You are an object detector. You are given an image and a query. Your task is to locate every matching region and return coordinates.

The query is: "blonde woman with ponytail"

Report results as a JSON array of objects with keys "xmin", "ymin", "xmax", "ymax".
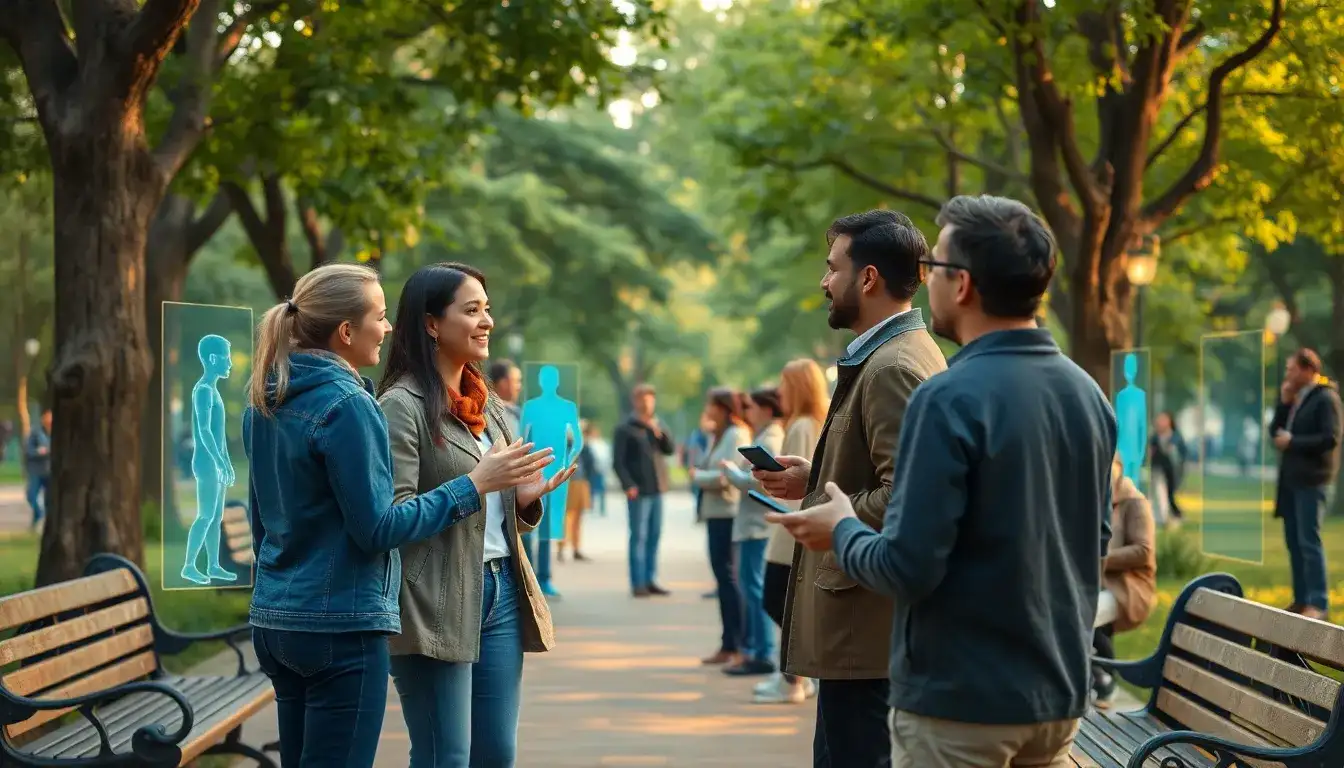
[{"xmin": 242, "ymin": 264, "xmax": 555, "ymax": 767}]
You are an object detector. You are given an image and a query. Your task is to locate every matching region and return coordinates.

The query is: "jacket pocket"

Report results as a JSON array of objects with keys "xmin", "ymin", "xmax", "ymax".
[
  {"xmin": 827, "ymin": 415, "xmax": 850, "ymax": 434},
  {"xmin": 402, "ymin": 543, "xmax": 434, "ymax": 586},
  {"xmin": 813, "ymin": 563, "xmax": 858, "ymax": 592}
]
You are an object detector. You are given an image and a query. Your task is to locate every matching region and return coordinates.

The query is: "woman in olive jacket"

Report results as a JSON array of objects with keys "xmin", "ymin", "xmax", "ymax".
[{"xmin": 377, "ymin": 263, "xmax": 574, "ymax": 767}]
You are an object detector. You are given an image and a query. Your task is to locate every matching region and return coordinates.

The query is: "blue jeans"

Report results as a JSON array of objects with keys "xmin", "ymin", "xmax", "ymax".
[
  {"xmin": 520, "ymin": 531, "xmax": 552, "ymax": 585},
  {"xmin": 736, "ymin": 538, "xmax": 772, "ymax": 662},
  {"xmin": 1279, "ymin": 484, "xmax": 1329, "ymax": 611},
  {"xmin": 391, "ymin": 559, "xmax": 524, "ymax": 768},
  {"xmin": 706, "ymin": 518, "xmax": 740, "ymax": 653},
  {"xmin": 627, "ymin": 493, "xmax": 664, "ymax": 590},
  {"xmin": 25, "ymin": 473, "xmax": 47, "ymax": 526},
  {"xmin": 252, "ymin": 628, "xmax": 390, "ymax": 767}
]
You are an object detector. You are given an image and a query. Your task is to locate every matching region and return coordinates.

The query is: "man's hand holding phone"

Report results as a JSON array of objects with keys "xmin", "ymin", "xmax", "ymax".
[{"xmin": 751, "ymin": 455, "xmax": 811, "ymax": 501}]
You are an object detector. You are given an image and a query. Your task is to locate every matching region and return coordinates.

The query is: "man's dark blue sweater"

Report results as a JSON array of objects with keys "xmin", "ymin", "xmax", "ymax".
[{"xmin": 833, "ymin": 329, "xmax": 1117, "ymax": 725}]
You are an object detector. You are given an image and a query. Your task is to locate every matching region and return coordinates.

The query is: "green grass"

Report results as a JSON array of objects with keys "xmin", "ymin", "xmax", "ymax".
[
  {"xmin": 0, "ymin": 462, "xmax": 24, "ymax": 484},
  {"xmin": 1111, "ymin": 472, "xmax": 1344, "ymax": 700}
]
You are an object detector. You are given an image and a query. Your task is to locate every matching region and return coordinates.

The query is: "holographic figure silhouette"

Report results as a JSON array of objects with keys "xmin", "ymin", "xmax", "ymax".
[
  {"xmin": 1114, "ymin": 352, "xmax": 1147, "ymax": 484},
  {"xmin": 520, "ymin": 365, "xmax": 582, "ymax": 541},
  {"xmin": 182, "ymin": 334, "xmax": 238, "ymax": 585}
]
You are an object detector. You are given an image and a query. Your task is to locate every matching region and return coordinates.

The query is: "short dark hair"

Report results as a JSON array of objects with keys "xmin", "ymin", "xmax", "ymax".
[
  {"xmin": 748, "ymin": 387, "xmax": 783, "ymax": 419},
  {"xmin": 487, "ymin": 359, "xmax": 518, "ymax": 385},
  {"xmin": 935, "ymin": 195, "xmax": 1056, "ymax": 319},
  {"xmin": 826, "ymin": 209, "xmax": 928, "ymax": 301},
  {"xmin": 1291, "ymin": 349, "xmax": 1323, "ymax": 373}
]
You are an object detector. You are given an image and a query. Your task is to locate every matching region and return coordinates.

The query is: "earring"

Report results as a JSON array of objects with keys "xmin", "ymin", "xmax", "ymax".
[{"xmin": 431, "ymin": 336, "xmax": 438, "ymax": 351}]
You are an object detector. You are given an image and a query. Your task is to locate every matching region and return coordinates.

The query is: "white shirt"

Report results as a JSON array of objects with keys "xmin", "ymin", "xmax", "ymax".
[
  {"xmin": 476, "ymin": 431, "xmax": 512, "ymax": 562},
  {"xmin": 845, "ymin": 309, "xmax": 919, "ymax": 358}
]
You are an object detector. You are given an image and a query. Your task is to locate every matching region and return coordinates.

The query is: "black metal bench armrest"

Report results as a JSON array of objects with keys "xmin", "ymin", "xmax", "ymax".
[
  {"xmin": 156, "ymin": 624, "xmax": 254, "ymax": 677},
  {"xmin": 1091, "ymin": 653, "xmax": 1164, "ymax": 690},
  {"xmin": 1130, "ymin": 729, "xmax": 1320, "ymax": 768},
  {"xmin": 0, "ymin": 680, "xmax": 194, "ymax": 767}
]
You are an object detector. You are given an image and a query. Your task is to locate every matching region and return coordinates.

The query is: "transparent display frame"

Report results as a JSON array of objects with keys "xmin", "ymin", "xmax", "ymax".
[
  {"xmin": 519, "ymin": 361, "xmax": 582, "ymax": 542},
  {"xmin": 160, "ymin": 301, "xmax": 256, "ymax": 591}
]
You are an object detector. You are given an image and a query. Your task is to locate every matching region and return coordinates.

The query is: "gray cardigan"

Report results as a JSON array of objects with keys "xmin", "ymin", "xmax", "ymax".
[
  {"xmin": 690, "ymin": 424, "xmax": 751, "ymax": 522},
  {"xmin": 725, "ymin": 422, "xmax": 785, "ymax": 542}
]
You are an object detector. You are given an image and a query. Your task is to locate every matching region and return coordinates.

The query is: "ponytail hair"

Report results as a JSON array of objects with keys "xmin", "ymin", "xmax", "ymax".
[{"xmin": 248, "ymin": 263, "xmax": 381, "ymax": 415}]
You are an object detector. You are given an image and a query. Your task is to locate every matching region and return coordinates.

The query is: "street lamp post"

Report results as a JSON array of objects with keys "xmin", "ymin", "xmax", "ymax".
[{"xmin": 1124, "ymin": 235, "xmax": 1160, "ymax": 347}]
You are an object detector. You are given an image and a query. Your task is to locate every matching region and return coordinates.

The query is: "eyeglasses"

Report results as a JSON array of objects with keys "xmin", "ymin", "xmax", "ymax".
[{"xmin": 918, "ymin": 259, "xmax": 970, "ymax": 272}]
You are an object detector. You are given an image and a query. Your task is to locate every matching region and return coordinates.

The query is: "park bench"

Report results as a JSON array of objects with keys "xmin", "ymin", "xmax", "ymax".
[
  {"xmin": 1070, "ymin": 572, "xmax": 1344, "ymax": 768},
  {"xmin": 0, "ymin": 553, "xmax": 276, "ymax": 767},
  {"xmin": 222, "ymin": 500, "xmax": 255, "ymax": 576}
]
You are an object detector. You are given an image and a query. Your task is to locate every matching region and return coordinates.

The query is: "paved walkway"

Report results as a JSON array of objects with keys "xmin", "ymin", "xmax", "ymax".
[
  {"xmin": 224, "ymin": 491, "xmax": 817, "ymax": 766},
  {"xmin": 0, "ymin": 484, "xmax": 31, "ymax": 537}
]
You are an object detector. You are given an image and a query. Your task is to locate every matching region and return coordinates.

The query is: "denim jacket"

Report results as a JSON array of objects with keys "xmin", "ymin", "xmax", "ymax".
[{"xmin": 243, "ymin": 351, "xmax": 481, "ymax": 634}]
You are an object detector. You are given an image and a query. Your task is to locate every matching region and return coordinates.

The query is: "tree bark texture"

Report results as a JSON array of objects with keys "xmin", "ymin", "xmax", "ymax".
[
  {"xmin": 2, "ymin": 0, "xmax": 203, "ymax": 585},
  {"xmin": 141, "ymin": 191, "xmax": 231, "ymax": 505},
  {"xmin": 1009, "ymin": 0, "xmax": 1284, "ymax": 387}
]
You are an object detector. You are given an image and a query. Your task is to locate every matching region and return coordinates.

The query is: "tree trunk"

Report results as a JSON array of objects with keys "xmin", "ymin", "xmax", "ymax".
[
  {"xmin": 141, "ymin": 195, "xmax": 194, "ymax": 507},
  {"xmin": 37, "ymin": 132, "xmax": 160, "ymax": 587},
  {"xmin": 140, "ymin": 191, "xmax": 230, "ymax": 505}
]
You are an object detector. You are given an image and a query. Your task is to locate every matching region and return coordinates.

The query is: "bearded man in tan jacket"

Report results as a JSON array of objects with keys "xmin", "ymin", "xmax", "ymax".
[{"xmin": 755, "ymin": 209, "xmax": 946, "ymax": 768}]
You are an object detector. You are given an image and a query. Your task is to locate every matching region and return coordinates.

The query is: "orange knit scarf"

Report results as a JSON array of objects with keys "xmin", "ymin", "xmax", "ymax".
[{"xmin": 448, "ymin": 365, "xmax": 489, "ymax": 438}]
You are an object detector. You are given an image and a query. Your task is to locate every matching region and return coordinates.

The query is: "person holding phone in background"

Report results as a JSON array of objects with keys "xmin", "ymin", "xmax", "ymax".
[
  {"xmin": 244, "ymin": 264, "xmax": 555, "ymax": 766},
  {"xmin": 691, "ymin": 387, "xmax": 753, "ymax": 667},
  {"xmin": 743, "ymin": 360, "xmax": 828, "ymax": 704},
  {"xmin": 721, "ymin": 388, "xmax": 786, "ymax": 677}
]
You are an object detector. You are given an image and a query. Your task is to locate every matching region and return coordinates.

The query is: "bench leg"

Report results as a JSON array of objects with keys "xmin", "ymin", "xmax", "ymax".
[{"xmin": 205, "ymin": 726, "xmax": 280, "ymax": 768}]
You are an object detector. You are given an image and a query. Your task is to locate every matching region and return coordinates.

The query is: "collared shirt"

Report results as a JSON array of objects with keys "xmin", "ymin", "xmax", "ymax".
[{"xmin": 846, "ymin": 309, "xmax": 920, "ymax": 358}]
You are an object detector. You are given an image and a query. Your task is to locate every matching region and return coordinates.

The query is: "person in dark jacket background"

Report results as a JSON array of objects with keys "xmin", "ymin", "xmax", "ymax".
[
  {"xmin": 1270, "ymin": 348, "xmax": 1343, "ymax": 620},
  {"xmin": 613, "ymin": 383, "xmax": 676, "ymax": 596},
  {"xmin": 24, "ymin": 408, "xmax": 51, "ymax": 530},
  {"xmin": 769, "ymin": 195, "xmax": 1116, "ymax": 766}
]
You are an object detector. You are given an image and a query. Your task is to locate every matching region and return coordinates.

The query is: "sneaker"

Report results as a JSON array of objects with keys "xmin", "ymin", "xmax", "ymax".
[
  {"xmin": 701, "ymin": 650, "xmax": 741, "ymax": 666},
  {"xmin": 754, "ymin": 672, "xmax": 784, "ymax": 695},
  {"xmin": 724, "ymin": 659, "xmax": 776, "ymax": 676},
  {"xmin": 647, "ymin": 584, "xmax": 671, "ymax": 596},
  {"xmin": 1091, "ymin": 669, "xmax": 1117, "ymax": 709},
  {"xmin": 803, "ymin": 678, "xmax": 818, "ymax": 698},
  {"xmin": 541, "ymin": 583, "xmax": 562, "ymax": 599},
  {"xmin": 632, "ymin": 587, "xmax": 651, "ymax": 598},
  {"xmin": 574, "ymin": 552, "xmax": 590, "ymax": 562},
  {"xmin": 752, "ymin": 677, "xmax": 806, "ymax": 704}
]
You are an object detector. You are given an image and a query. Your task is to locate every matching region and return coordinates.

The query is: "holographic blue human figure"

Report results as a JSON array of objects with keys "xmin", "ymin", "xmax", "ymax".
[
  {"xmin": 181, "ymin": 334, "xmax": 238, "ymax": 585},
  {"xmin": 520, "ymin": 365, "xmax": 583, "ymax": 541},
  {"xmin": 1114, "ymin": 352, "xmax": 1147, "ymax": 484}
]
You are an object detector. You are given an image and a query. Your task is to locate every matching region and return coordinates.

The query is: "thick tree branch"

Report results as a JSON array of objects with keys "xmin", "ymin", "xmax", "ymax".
[
  {"xmin": 1141, "ymin": 0, "xmax": 1286, "ymax": 227},
  {"xmin": 223, "ymin": 175, "xmax": 298, "ymax": 298},
  {"xmin": 916, "ymin": 106, "xmax": 1028, "ymax": 184},
  {"xmin": 153, "ymin": 0, "xmax": 222, "ymax": 179},
  {"xmin": 185, "ymin": 190, "xmax": 233, "ymax": 255},
  {"xmin": 1146, "ymin": 90, "xmax": 1340, "ymax": 169},
  {"xmin": 124, "ymin": 0, "xmax": 203, "ymax": 112},
  {"xmin": 754, "ymin": 154, "xmax": 945, "ymax": 212},
  {"xmin": 0, "ymin": 0, "xmax": 79, "ymax": 124}
]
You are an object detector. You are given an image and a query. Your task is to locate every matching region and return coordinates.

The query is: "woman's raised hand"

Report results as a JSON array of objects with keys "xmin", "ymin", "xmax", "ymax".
[
  {"xmin": 516, "ymin": 462, "xmax": 579, "ymax": 510},
  {"xmin": 467, "ymin": 440, "xmax": 554, "ymax": 495}
]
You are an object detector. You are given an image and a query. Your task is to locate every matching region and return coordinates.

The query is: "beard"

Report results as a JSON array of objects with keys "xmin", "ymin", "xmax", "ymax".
[
  {"xmin": 928, "ymin": 301, "xmax": 959, "ymax": 345},
  {"xmin": 826, "ymin": 279, "xmax": 860, "ymax": 330}
]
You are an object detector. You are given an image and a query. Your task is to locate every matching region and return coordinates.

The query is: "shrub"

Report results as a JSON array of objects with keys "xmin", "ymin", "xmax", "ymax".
[{"xmin": 1155, "ymin": 527, "xmax": 1212, "ymax": 581}]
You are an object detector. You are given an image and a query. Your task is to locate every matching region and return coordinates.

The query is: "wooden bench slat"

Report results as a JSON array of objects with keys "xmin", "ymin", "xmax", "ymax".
[
  {"xmin": 2, "ymin": 624, "xmax": 154, "ymax": 697},
  {"xmin": 1098, "ymin": 711, "xmax": 1213, "ymax": 768},
  {"xmin": 1171, "ymin": 624, "xmax": 1341, "ymax": 711},
  {"xmin": 0, "ymin": 598, "xmax": 150, "ymax": 666},
  {"xmin": 1080, "ymin": 713, "xmax": 1178, "ymax": 768},
  {"xmin": 1072, "ymin": 724, "xmax": 1127, "ymax": 768},
  {"xmin": 223, "ymin": 518, "xmax": 250, "ymax": 539},
  {"xmin": 1185, "ymin": 589, "xmax": 1344, "ymax": 668},
  {"xmin": 24, "ymin": 676, "xmax": 222, "ymax": 758},
  {"xmin": 1156, "ymin": 689, "xmax": 1284, "ymax": 768},
  {"xmin": 177, "ymin": 678, "xmax": 276, "ymax": 765},
  {"xmin": 4, "ymin": 651, "xmax": 158, "ymax": 739},
  {"xmin": 1163, "ymin": 655, "xmax": 1324, "ymax": 747},
  {"xmin": 0, "ymin": 570, "xmax": 138, "ymax": 633}
]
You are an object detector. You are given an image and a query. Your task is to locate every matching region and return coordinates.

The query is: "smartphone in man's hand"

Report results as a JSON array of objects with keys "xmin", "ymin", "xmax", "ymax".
[
  {"xmin": 738, "ymin": 444, "xmax": 786, "ymax": 472},
  {"xmin": 747, "ymin": 489, "xmax": 793, "ymax": 515}
]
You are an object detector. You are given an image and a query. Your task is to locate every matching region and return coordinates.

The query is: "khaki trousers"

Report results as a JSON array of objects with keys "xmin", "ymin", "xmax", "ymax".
[{"xmin": 889, "ymin": 710, "xmax": 1080, "ymax": 768}]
